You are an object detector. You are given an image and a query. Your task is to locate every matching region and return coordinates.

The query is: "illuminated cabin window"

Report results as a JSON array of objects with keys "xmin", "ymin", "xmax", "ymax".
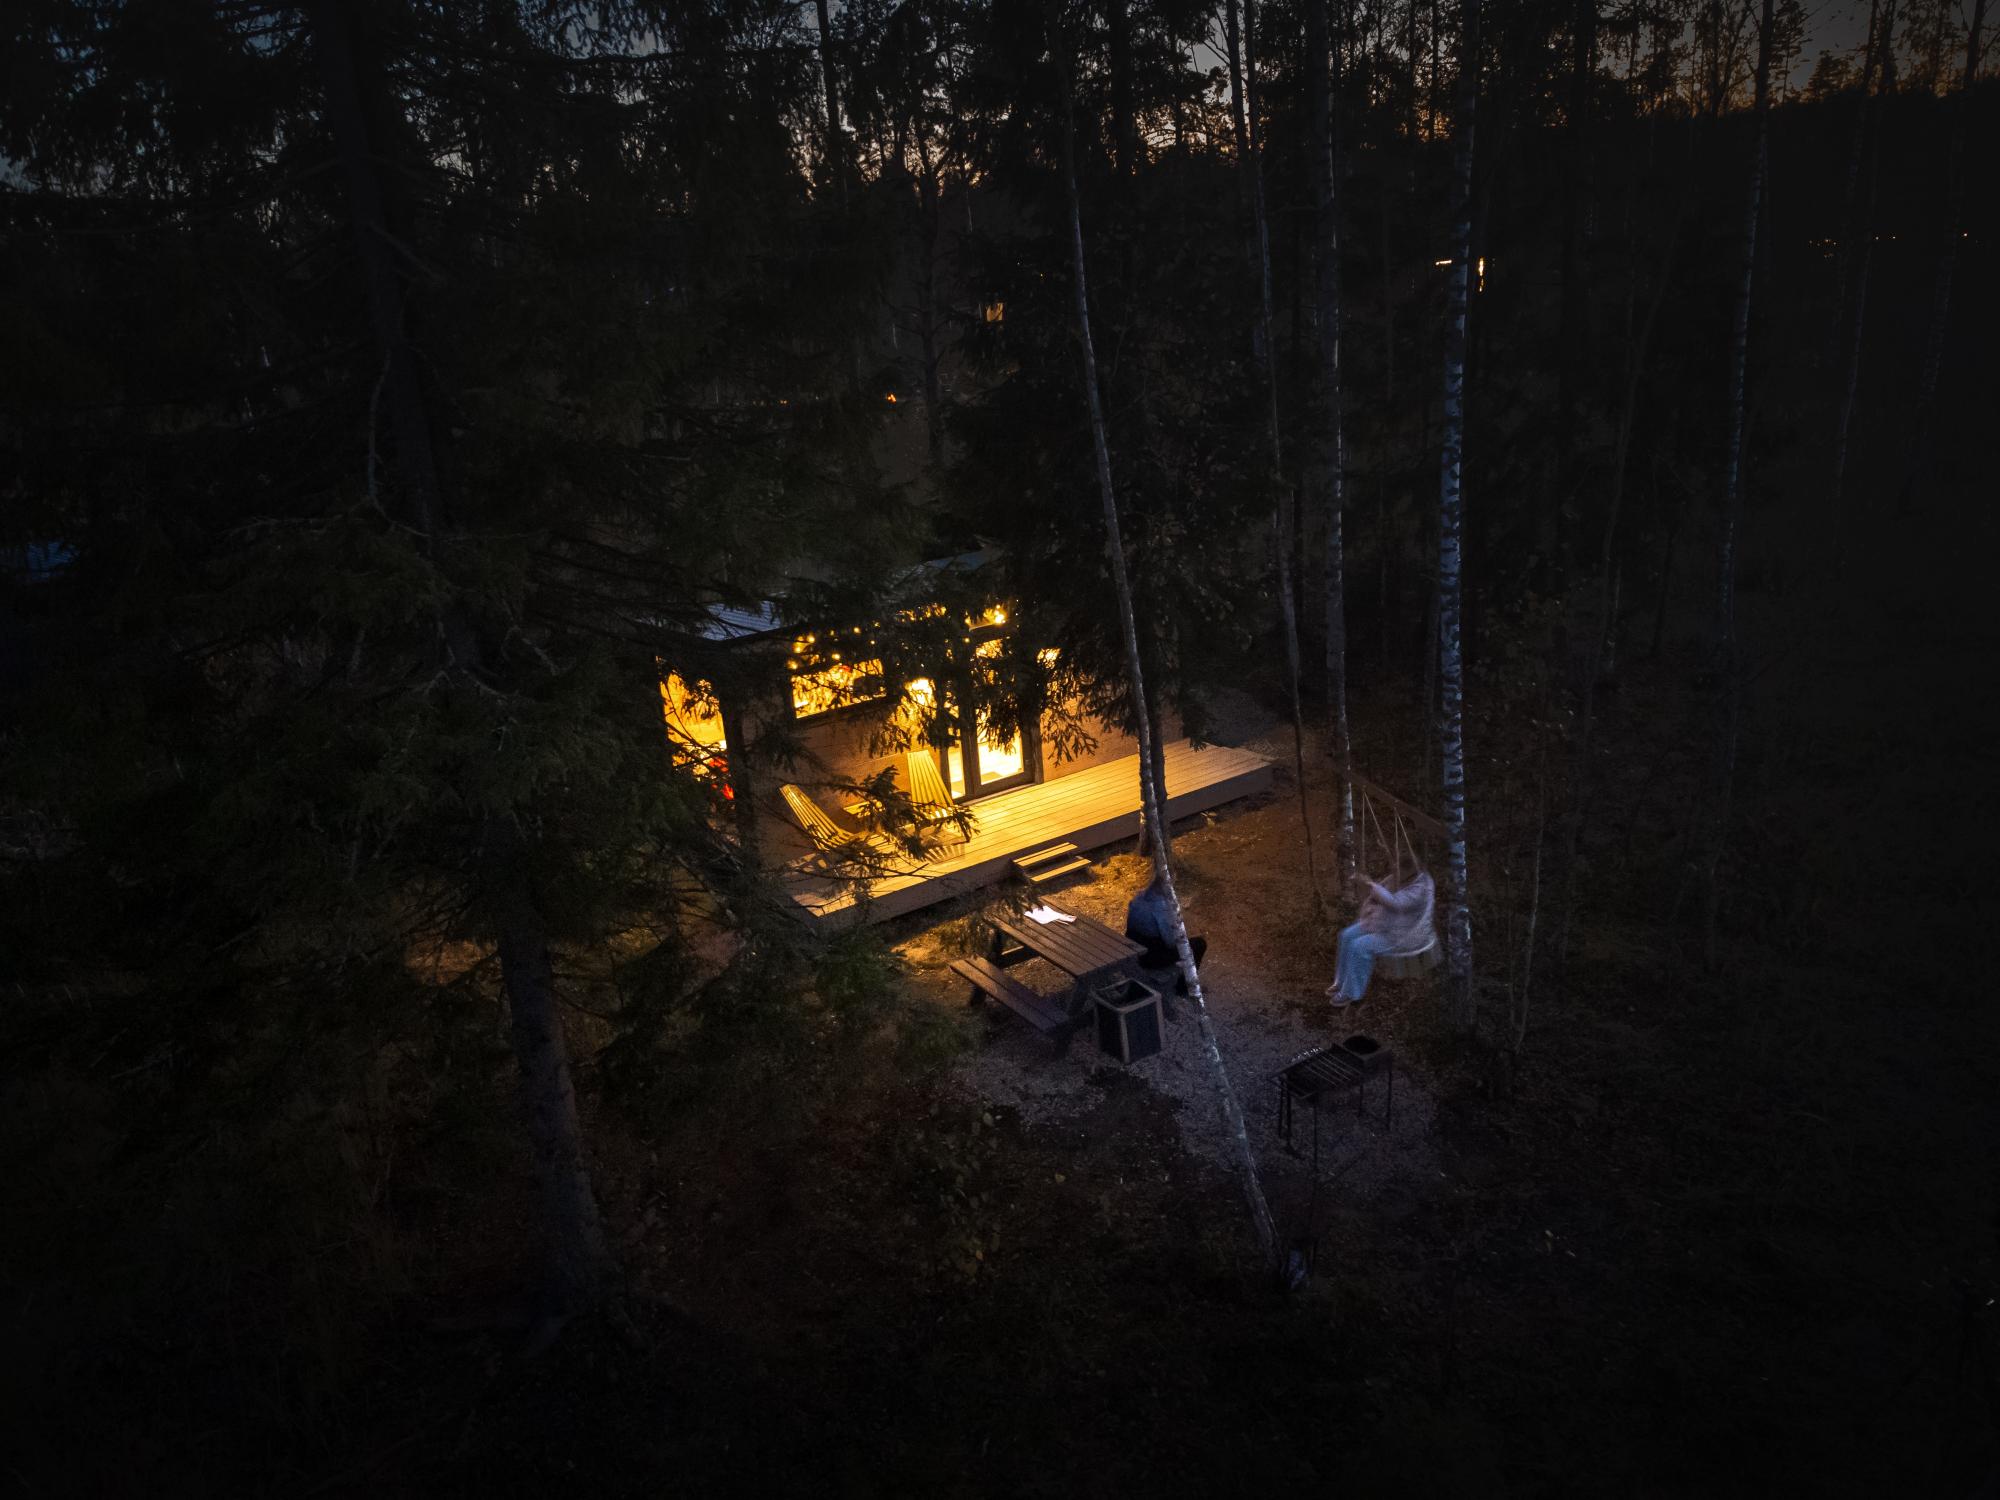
[
  {"xmin": 790, "ymin": 656, "xmax": 885, "ymax": 718},
  {"xmin": 983, "ymin": 302, "xmax": 1004, "ymax": 324},
  {"xmin": 977, "ymin": 708, "xmax": 1025, "ymax": 784},
  {"xmin": 905, "ymin": 676, "xmax": 966, "ymax": 797},
  {"xmin": 969, "ymin": 604, "xmax": 1009, "ymax": 629},
  {"xmin": 660, "ymin": 673, "xmax": 732, "ymax": 797},
  {"xmin": 1036, "ymin": 646, "xmax": 1060, "ymax": 668},
  {"xmin": 660, "ymin": 673, "xmax": 727, "ymax": 754}
]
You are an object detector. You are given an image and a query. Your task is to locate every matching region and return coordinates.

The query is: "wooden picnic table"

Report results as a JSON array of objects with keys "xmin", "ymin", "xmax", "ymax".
[
  {"xmin": 989, "ymin": 907, "xmax": 1144, "ymax": 984},
  {"xmin": 958, "ymin": 906, "xmax": 1152, "ymax": 1046}
]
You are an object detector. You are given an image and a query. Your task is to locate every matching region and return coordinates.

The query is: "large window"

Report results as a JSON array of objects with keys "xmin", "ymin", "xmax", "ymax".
[
  {"xmin": 660, "ymin": 672, "xmax": 731, "ymax": 797},
  {"xmin": 789, "ymin": 656, "xmax": 885, "ymax": 718}
]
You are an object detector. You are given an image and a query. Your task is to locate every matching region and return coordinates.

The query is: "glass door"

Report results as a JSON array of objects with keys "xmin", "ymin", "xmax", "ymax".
[
  {"xmin": 967, "ymin": 704, "xmax": 1032, "ymax": 796},
  {"xmin": 903, "ymin": 646, "xmax": 1040, "ymax": 802}
]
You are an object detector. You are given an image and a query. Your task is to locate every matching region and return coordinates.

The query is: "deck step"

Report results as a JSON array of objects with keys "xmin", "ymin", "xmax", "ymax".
[
  {"xmin": 1023, "ymin": 855, "xmax": 1092, "ymax": 885},
  {"xmin": 1013, "ymin": 842, "xmax": 1092, "ymax": 887},
  {"xmin": 1013, "ymin": 842, "xmax": 1080, "ymax": 872}
]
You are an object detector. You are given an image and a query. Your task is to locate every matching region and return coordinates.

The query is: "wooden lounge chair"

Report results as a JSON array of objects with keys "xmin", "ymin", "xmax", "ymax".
[
  {"xmin": 779, "ymin": 782, "xmax": 876, "ymax": 853},
  {"xmin": 906, "ymin": 750, "xmax": 969, "ymax": 859}
]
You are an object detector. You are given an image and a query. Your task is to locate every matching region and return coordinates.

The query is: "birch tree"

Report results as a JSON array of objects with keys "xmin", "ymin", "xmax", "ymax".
[
  {"xmin": 1703, "ymin": 0, "xmax": 1777, "ymax": 966},
  {"xmin": 1058, "ymin": 33, "xmax": 1279, "ymax": 1269},
  {"xmin": 1828, "ymin": 0, "xmax": 1895, "ymax": 527},
  {"xmin": 1223, "ymin": 0, "xmax": 1323, "ymax": 906},
  {"xmin": 1903, "ymin": 0, "xmax": 1987, "ymax": 509},
  {"xmin": 1555, "ymin": 183, "xmax": 1685, "ymax": 972},
  {"xmin": 1435, "ymin": 0, "xmax": 1480, "ymax": 1029},
  {"xmin": 1309, "ymin": 0, "xmax": 1358, "ymax": 887},
  {"xmin": 814, "ymin": 0, "xmax": 850, "ymax": 210}
]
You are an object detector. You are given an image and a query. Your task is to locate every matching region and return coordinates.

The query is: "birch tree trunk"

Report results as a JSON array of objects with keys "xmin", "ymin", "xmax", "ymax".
[
  {"xmin": 1058, "ymin": 63, "xmax": 1278, "ymax": 1269},
  {"xmin": 1903, "ymin": 0, "xmax": 1987, "ymax": 510},
  {"xmin": 1224, "ymin": 0, "xmax": 1323, "ymax": 907},
  {"xmin": 1553, "ymin": 0, "xmax": 1598, "ymax": 589},
  {"xmin": 310, "ymin": 0, "xmax": 611, "ymax": 1315},
  {"xmin": 1831, "ymin": 0, "xmax": 1885, "ymax": 326},
  {"xmin": 1828, "ymin": 1, "xmax": 1894, "ymax": 529},
  {"xmin": 1310, "ymin": 0, "xmax": 1358, "ymax": 888},
  {"xmin": 814, "ymin": 0, "xmax": 848, "ymax": 211},
  {"xmin": 1555, "ymin": 199, "xmax": 1683, "ymax": 973},
  {"xmin": 914, "ymin": 136, "xmax": 947, "ymax": 471},
  {"xmin": 1434, "ymin": 0, "xmax": 1480, "ymax": 1029},
  {"xmin": 1703, "ymin": 0, "xmax": 1776, "ymax": 968}
]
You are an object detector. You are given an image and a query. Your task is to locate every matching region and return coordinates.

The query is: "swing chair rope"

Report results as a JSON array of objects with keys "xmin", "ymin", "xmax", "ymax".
[
  {"xmin": 1393, "ymin": 808, "xmax": 1418, "ymax": 883},
  {"xmin": 1360, "ymin": 788, "xmax": 1391, "ymax": 884}
]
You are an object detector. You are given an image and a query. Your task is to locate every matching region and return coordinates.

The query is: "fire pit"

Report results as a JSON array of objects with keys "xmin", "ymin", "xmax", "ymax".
[{"xmin": 1340, "ymin": 1034, "xmax": 1389, "ymax": 1073}]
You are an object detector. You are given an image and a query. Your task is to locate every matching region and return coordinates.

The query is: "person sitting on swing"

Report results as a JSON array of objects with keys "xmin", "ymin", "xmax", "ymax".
[
  {"xmin": 1126, "ymin": 871, "xmax": 1206, "ymax": 995},
  {"xmin": 1327, "ymin": 863, "xmax": 1435, "ymax": 1008}
]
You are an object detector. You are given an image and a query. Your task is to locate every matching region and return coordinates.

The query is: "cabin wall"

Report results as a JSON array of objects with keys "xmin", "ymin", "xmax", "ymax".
[
  {"xmin": 738, "ymin": 683, "xmax": 1182, "ymax": 866},
  {"xmin": 789, "ymin": 709, "xmax": 907, "ymax": 791},
  {"xmin": 779, "ymin": 699, "xmax": 1182, "ymax": 789}
]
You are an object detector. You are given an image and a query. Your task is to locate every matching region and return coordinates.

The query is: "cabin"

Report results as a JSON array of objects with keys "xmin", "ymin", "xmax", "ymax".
[{"xmin": 659, "ymin": 555, "xmax": 1273, "ymax": 925}]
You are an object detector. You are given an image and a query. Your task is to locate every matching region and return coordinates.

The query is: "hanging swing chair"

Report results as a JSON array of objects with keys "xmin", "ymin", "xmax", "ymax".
[{"xmin": 1353, "ymin": 774, "xmax": 1444, "ymax": 981}]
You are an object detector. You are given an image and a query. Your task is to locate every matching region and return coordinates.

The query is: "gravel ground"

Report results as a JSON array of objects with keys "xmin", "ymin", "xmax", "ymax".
[{"xmin": 895, "ymin": 836, "xmax": 1442, "ymax": 1229}]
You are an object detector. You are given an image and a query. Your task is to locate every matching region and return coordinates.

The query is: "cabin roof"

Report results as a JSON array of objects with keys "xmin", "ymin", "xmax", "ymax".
[
  {"xmin": 697, "ymin": 601, "xmax": 785, "ymax": 642},
  {"xmin": 698, "ymin": 548, "xmax": 998, "ymax": 646}
]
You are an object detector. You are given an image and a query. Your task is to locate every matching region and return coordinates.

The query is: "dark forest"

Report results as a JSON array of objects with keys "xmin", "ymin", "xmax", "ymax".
[{"xmin": 2, "ymin": 0, "xmax": 1995, "ymax": 1492}]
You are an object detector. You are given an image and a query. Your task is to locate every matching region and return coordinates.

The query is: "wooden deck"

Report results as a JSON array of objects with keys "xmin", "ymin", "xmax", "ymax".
[{"xmin": 787, "ymin": 738, "xmax": 1274, "ymax": 925}]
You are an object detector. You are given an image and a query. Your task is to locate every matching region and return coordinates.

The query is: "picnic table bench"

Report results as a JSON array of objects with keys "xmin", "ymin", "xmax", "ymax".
[
  {"xmin": 954, "ymin": 905, "xmax": 1147, "ymax": 1047},
  {"xmin": 950, "ymin": 955, "xmax": 1078, "ymax": 1041}
]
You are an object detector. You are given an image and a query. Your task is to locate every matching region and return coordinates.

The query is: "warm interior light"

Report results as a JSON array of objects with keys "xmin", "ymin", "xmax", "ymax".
[
  {"xmin": 885, "ymin": 392, "xmax": 898, "ymax": 403},
  {"xmin": 791, "ymin": 657, "xmax": 884, "ymax": 717},
  {"xmin": 660, "ymin": 674, "xmax": 729, "ymax": 798},
  {"xmin": 902, "ymin": 678, "xmax": 966, "ymax": 796},
  {"xmin": 977, "ymin": 709, "xmax": 1025, "ymax": 783},
  {"xmin": 660, "ymin": 673, "xmax": 727, "ymax": 751},
  {"xmin": 1037, "ymin": 646, "xmax": 1060, "ymax": 668}
]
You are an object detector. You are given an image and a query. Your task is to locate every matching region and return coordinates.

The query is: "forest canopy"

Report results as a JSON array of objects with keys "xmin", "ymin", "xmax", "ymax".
[{"xmin": 2, "ymin": 0, "xmax": 1994, "ymax": 1490}]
